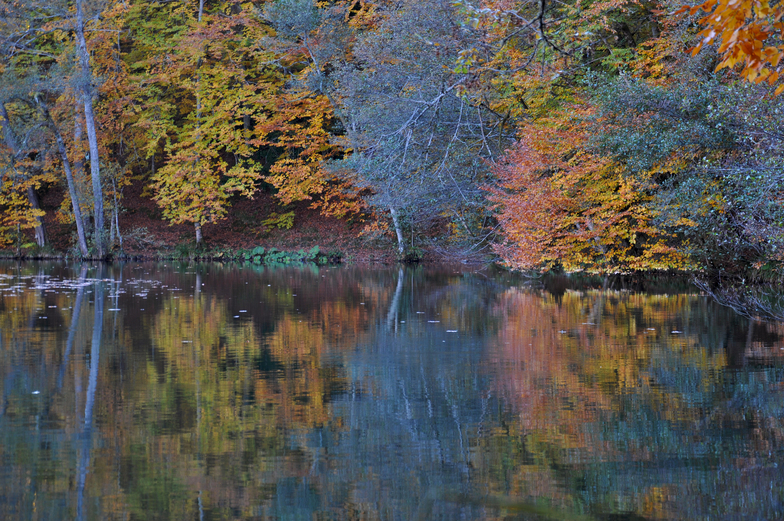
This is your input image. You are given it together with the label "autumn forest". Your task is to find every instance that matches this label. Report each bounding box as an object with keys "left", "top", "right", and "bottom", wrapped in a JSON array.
[{"left": 1, "top": 0, "right": 783, "bottom": 275}]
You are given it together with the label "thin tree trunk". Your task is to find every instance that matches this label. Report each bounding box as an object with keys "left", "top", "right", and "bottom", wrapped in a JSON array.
[
  {"left": 113, "top": 181, "right": 122, "bottom": 249},
  {"left": 195, "top": 222, "right": 203, "bottom": 244},
  {"left": 74, "top": 106, "right": 90, "bottom": 239},
  {"left": 192, "top": 0, "right": 205, "bottom": 245},
  {"left": 57, "top": 137, "right": 90, "bottom": 256},
  {"left": 74, "top": 0, "right": 105, "bottom": 258},
  {"left": 26, "top": 186, "right": 46, "bottom": 247},
  {"left": 82, "top": 100, "right": 104, "bottom": 257},
  {"left": 110, "top": 210, "right": 115, "bottom": 244},
  {"left": 390, "top": 206, "right": 405, "bottom": 254},
  {"left": 40, "top": 102, "right": 89, "bottom": 256}
]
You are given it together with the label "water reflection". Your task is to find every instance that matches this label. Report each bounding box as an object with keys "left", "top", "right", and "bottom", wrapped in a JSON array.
[{"left": 0, "top": 262, "right": 782, "bottom": 520}]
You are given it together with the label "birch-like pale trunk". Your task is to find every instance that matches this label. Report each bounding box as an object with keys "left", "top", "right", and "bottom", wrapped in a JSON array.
[
  {"left": 195, "top": 221, "right": 203, "bottom": 244},
  {"left": 39, "top": 102, "right": 89, "bottom": 255},
  {"left": 191, "top": 0, "right": 206, "bottom": 246},
  {"left": 26, "top": 186, "right": 46, "bottom": 247},
  {"left": 74, "top": 0, "right": 105, "bottom": 258},
  {"left": 55, "top": 134, "right": 90, "bottom": 256},
  {"left": 112, "top": 177, "right": 122, "bottom": 249},
  {"left": 390, "top": 206, "right": 405, "bottom": 254},
  {"left": 73, "top": 108, "right": 90, "bottom": 235}
]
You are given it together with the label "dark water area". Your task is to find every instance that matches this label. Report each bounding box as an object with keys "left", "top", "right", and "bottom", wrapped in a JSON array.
[{"left": 0, "top": 261, "right": 782, "bottom": 520}]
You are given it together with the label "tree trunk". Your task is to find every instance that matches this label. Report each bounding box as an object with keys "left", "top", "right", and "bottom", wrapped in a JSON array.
[
  {"left": 195, "top": 222, "right": 203, "bottom": 244},
  {"left": 390, "top": 206, "right": 405, "bottom": 254},
  {"left": 193, "top": 1, "right": 205, "bottom": 244},
  {"left": 56, "top": 134, "right": 89, "bottom": 256},
  {"left": 112, "top": 180, "right": 122, "bottom": 250},
  {"left": 26, "top": 186, "right": 46, "bottom": 247},
  {"left": 74, "top": 107, "right": 90, "bottom": 236},
  {"left": 40, "top": 101, "right": 89, "bottom": 256},
  {"left": 75, "top": 0, "right": 105, "bottom": 258}
]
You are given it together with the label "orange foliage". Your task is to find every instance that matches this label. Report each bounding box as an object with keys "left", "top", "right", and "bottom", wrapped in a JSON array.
[
  {"left": 490, "top": 102, "right": 688, "bottom": 271},
  {"left": 253, "top": 93, "right": 363, "bottom": 218},
  {"left": 683, "top": 0, "right": 784, "bottom": 93}
]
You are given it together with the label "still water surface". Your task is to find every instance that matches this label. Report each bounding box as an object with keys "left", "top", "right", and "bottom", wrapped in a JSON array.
[{"left": 1, "top": 262, "right": 783, "bottom": 520}]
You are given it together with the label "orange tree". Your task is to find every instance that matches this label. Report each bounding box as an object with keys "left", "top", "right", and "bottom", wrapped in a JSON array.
[
  {"left": 464, "top": 0, "right": 784, "bottom": 273},
  {"left": 587, "top": 0, "right": 784, "bottom": 276},
  {"left": 490, "top": 100, "right": 689, "bottom": 271}
]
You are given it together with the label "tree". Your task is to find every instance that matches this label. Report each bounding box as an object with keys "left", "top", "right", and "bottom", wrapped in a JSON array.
[
  {"left": 0, "top": 99, "right": 50, "bottom": 249},
  {"left": 322, "top": 0, "right": 509, "bottom": 253},
  {"left": 36, "top": 95, "right": 91, "bottom": 256},
  {"left": 73, "top": 0, "right": 110, "bottom": 257},
  {"left": 255, "top": 0, "right": 361, "bottom": 219},
  {"left": 490, "top": 101, "right": 688, "bottom": 271},
  {"left": 589, "top": 67, "right": 784, "bottom": 276},
  {"left": 131, "top": 0, "right": 272, "bottom": 243}
]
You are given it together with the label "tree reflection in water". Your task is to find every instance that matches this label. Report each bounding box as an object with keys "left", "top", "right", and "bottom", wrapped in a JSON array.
[{"left": 0, "top": 262, "right": 782, "bottom": 520}]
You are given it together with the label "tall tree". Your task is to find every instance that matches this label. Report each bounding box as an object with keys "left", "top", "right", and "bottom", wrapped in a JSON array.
[
  {"left": 263, "top": 0, "right": 511, "bottom": 253},
  {"left": 39, "top": 99, "right": 90, "bottom": 256},
  {"left": 129, "top": 0, "right": 268, "bottom": 243},
  {"left": 74, "top": 0, "right": 107, "bottom": 257},
  {"left": 490, "top": 101, "right": 688, "bottom": 271}
]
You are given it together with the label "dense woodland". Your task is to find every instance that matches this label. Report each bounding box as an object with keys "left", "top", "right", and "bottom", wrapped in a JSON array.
[{"left": 0, "top": 0, "right": 783, "bottom": 274}]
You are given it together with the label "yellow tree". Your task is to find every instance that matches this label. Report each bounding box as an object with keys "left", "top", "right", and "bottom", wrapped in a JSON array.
[
  {"left": 0, "top": 101, "right": 51, "bottom": 249},
  {"left": 141, "top": 1, "right": 267, "bottom": 244},
  {"left": 0, "top": 0, "right": 128, "bottom": 257}
]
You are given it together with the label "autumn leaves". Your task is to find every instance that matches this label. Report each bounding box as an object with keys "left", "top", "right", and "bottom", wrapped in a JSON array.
[
  {"left": 483, "top": 0, "right": 784, "bottom": 273},
  {"left": 1, "top": 0, "right": 782, "bottom": 270}
]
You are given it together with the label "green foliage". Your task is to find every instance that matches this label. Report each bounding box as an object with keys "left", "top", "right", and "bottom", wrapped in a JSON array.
[
  {"left": 587, "top": 74, "right": 784, "bottom": 275},
  {"left": 262, "top": 211, "right": 295, "bottom": 230},
  {"left": 174, "top": 241, "right": 201, "bottom": 260},
  {"left": 587, "top": 74, "right": 736, "bottom": 173},
  {"left": 398, "top": 246, "right": 423, "bottom": 263},
  {"left": 158, "top": 244, "right": 339, "bottom": 265}
]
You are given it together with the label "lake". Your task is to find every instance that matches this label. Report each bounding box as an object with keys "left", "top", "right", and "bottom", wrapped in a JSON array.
[{"left": 0, "top": 262, "right": 782, "bottom": 520}]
